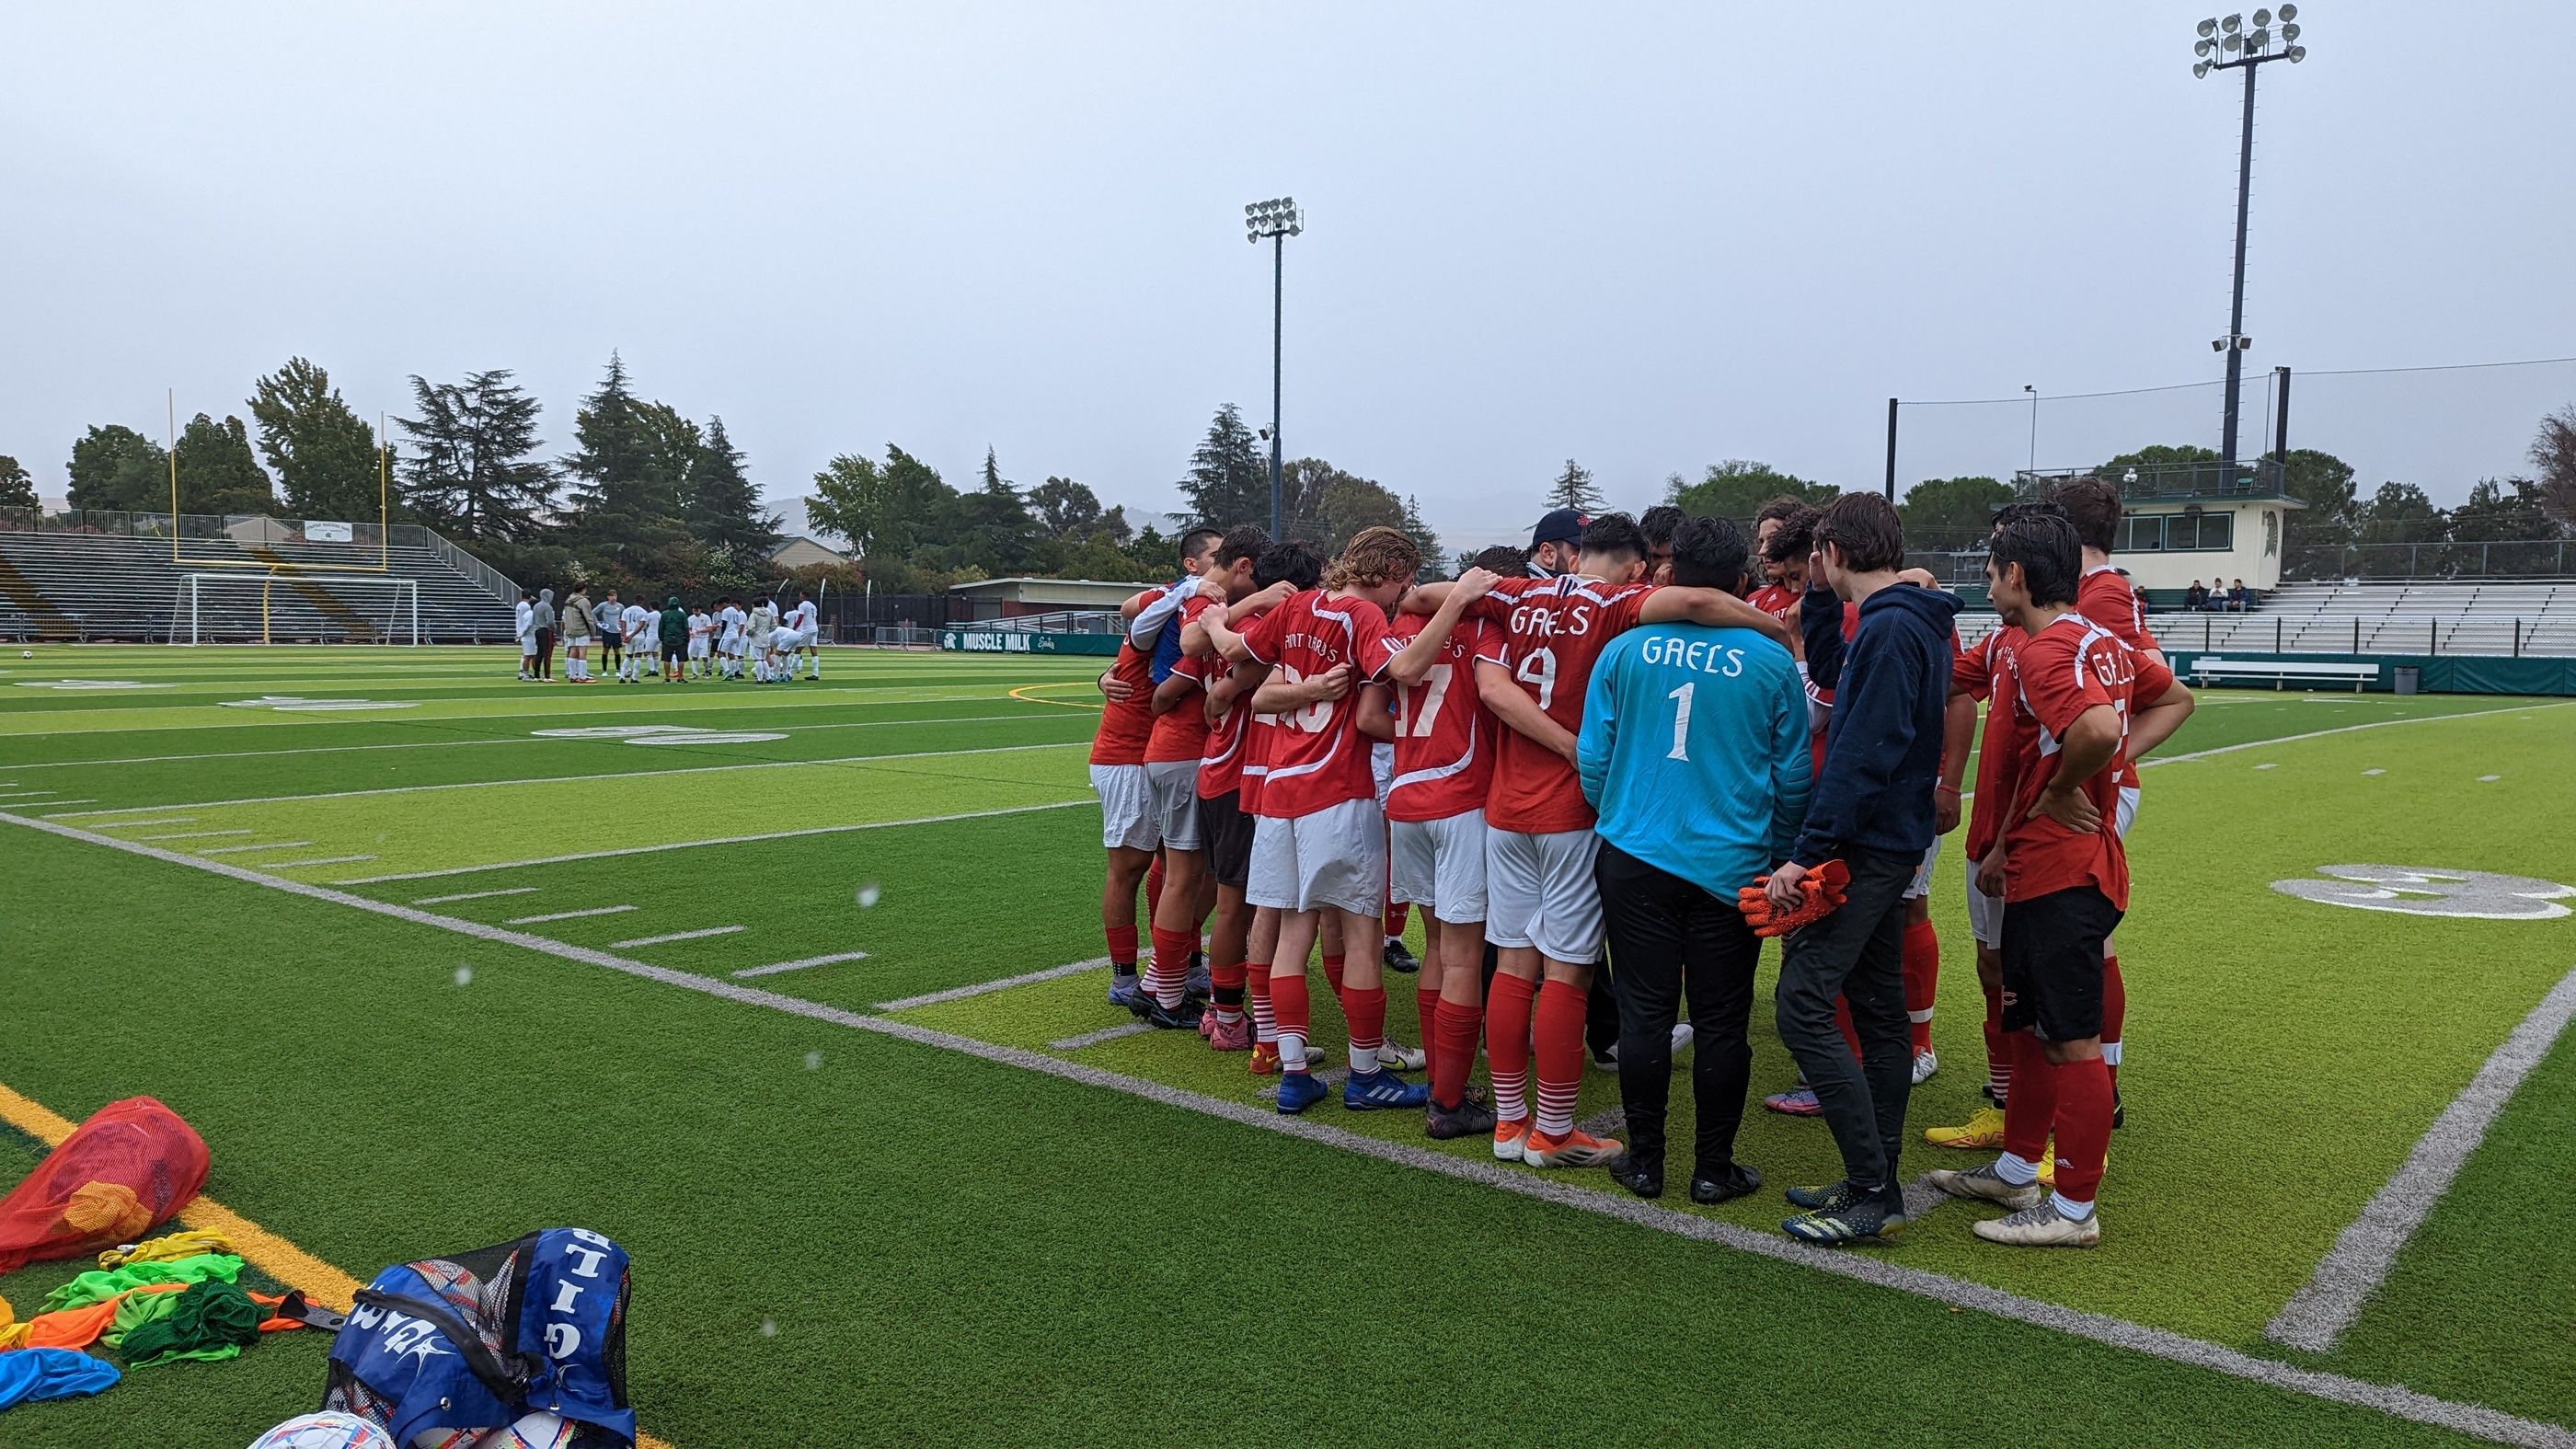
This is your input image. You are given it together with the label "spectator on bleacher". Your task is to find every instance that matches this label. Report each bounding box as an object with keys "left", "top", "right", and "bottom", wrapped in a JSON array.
[
  {"left": 2185, "top": 581, "right": 2209, "bottom": 611},
  {"left": 2227, "top": 579, "right": 2248, "bottom": 613}
]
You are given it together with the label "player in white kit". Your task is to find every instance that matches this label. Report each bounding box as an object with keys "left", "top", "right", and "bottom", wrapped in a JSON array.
[
  {"left": 618, "top": 601, "right": 653, "bottom": 684},
  {"left": 687, "top": 607, "right": 714, "bottom": 678},
  {"left": 717, "top": 598, "right": 747, "bottom": 680}
]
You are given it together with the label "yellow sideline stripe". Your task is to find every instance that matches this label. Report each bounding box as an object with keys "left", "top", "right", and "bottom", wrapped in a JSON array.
[
  {"left": 0, "top": 1081, "right": 676, "bottom": 1449},
  {"left": 1010, "top": 681, "right": 1106, "bottom": 710}
]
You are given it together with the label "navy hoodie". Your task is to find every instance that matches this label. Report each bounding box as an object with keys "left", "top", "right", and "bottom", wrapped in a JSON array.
[{"left": 1789, "top": 581, "right": 1963, "bottom": 868}]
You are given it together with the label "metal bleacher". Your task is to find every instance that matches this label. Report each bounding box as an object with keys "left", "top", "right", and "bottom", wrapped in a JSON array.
[
  {"left": 0, "top": 512, "right": 518, "bottom": 644},
  {"left": 1949, "top": 580, "right": 2576, "bottom": 659}
]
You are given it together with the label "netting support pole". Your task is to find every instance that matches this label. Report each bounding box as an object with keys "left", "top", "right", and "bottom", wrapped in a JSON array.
[
  {"left": 2273, "top": 366, "right": 2293, "bottom": 460},
  {"left": 1883, "top": 397, "right": 1899, "bottom": 500}
]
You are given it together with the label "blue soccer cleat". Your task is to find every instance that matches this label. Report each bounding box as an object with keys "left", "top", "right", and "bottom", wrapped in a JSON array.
[
  {"left": 1275, "top": 1070, "right": 1330, "bottom": 1115},
  {"left": 1107, "top": 973, "right": 1151, "bottom": 1016},
  {"left": 1343, "top": 1068, "right": 1430, "bottom": 1111}
]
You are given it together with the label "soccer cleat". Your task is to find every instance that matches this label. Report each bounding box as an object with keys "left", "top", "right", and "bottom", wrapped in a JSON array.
[
  {"left": 1924, "top": 1103, "right": 2008, "bottom": 1149},
  {"left": 1785, "top": 1179, "right": 1867, "bottom": 1212},
  {"left": 1196, "top": 1007, "right": 1218, "bottom": 1041},
  {"left": 1523, "top": 1126, "right": 1626, "bottom": 1170},
  {"left": 1911, "top": 1048, "right": 1939, "bottom": 1086},
  {"left": 1423, "top": 1095, "right": 1497, "bottom": 1141},
  {"left": 1610, "top": 1158, "right": 1663, "bottom": 1199},
  {"left": 1274, "top": 1070, "right": 1329, "bottom": 1115},
  {"left": 1590, "top": 1043, "right": 1620, "bottom": 1074},
  {"left": 1248, "top": 1043, "right": 1283, "bottom": 1076},
  {"left": 1374, "top": 1041, "right": 1426, "bottom": 1072},
  {"left": 1185, "top": 958, "right": 1212, "bottom": 1003},
  {"left": 1926, "top": 1162, "right": 2045, "bottom": 1213},
  {"left": 1670, "top": 1021, "right": 1696, "bottom": 1054},
  {"left": 1491, "top": 1117, "right": 1532, "bottom": 1162},
  {"left": 1343, "top": 1068, "right": 1431, "bottom": 1111},
  {"left": 2033, "top": 1145, "right": 2105, "bottom": 1190},
  {"left": 1763, "top": 1086, "right": 1822, "bottom": 1117},
  {"left": 1143, "top": 997, "right": 1204, "bottom": 1030},
  {"left": 2112, "top": 1088, "right": 2125, "bottom": 1131},
  {"left": 1972, "top": 1201, "right": 2100, "bottom": 1248},
  {"left": 1784, "top": 1196, "right": 1907, "bottom": 1246},
  {"left": 1107, "top": 974, "right": 1150, "bottom": 1015},
  {"left": 1383, "top": 938, "right": 1420, "bottom": 973},
  {"left": 1690, "top": 1163, "right": 1764, "bottom": 1205},
  {"left": 1202, "top": 1015, "right": 1249, "bottom": 1051}
]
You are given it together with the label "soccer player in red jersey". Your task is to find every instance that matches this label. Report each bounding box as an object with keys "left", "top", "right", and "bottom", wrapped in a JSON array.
[
  {"left": 1929, "top": 508, "right": 2192, "bottom": 1246},
  {"left": 1361, "top": 552, "right": 1519, "bottom": 1139},
  {"left": 1923, "top": 614, "right": 2028, "bottom": 1150},
  {"left": 1206, "top": 527, "right": 1455, "bottom": 1114},
  {"left": 1745, "top": 496, "right": 1811, "bottom": 617},
  {"left": 2049, "top": 476, "right": 2169, "bottom": 1120},
  {"left": 1089, "top": 595, "right": 1164, "bottom": 1014},
  {"left": 1409, "top": 513, "right": 1790, "bottom": 1168}
]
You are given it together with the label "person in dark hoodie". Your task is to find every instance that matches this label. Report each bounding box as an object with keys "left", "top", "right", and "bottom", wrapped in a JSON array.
[
  {"left": 1764, "top": 491, "right": 1961, "bottom": 1247},
  {"left": 659, "top": 596, "right": 689, "bottom": 683}
]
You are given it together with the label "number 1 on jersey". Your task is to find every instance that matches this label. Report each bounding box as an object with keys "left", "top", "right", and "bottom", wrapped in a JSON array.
[{"left": 1666, "top": 681, "right": 1693, "bottom": 760}]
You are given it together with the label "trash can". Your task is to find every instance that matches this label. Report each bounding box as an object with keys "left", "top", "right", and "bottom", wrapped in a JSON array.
[{"left": 2393, "top": 665, "right": 2419, "bottom": 696}]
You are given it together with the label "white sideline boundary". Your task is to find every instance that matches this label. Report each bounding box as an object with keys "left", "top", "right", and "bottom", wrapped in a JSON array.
[
  {"left": 507, "top": 905, "right": 636, "bottom": 925},
  {"left": 610, "top": 926, "right": 747, "bottom": 949},
  {"left": 334, "top": 800, "right": 1093, "bottom": 885},
  {"left": 734, "top": 951, "right": 869, "bottom": 979},
  {"left": 47, "top": 741, "right": 1087, "bottom": 816},
  {"left": 0, "top": 810, "right": 2562, "bottom": 1448},
  {"left": 0, "top": 684, "right": 1058, "bottom": 740},
  {"left": 2265, "top": 962, "right": 2576, "bottom": 1353}
]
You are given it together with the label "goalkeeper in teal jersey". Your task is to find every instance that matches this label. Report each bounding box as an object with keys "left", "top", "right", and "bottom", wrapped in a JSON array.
[{"left": 1576, "top": 515, "right": 1809, "bottom": 1206}]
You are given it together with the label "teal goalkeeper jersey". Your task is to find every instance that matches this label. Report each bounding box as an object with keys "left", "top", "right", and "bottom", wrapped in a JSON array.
[{"left": 1577, "top": 622, "right": 1811, "bottom": 900}]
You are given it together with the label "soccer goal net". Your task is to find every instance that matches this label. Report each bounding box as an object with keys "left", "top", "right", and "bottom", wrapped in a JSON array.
[{"left": 171, "top": 571, "right": 422, "bottom": 645}]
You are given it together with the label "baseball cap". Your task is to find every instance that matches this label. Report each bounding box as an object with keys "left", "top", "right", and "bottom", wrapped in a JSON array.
[{"left": 1530, "top": 508, "right": 1589, "bottom": 551}]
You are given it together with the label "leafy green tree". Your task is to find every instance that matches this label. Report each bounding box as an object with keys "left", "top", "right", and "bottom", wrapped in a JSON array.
[
  {"left": 1667, "top": 460, "right": 1836, "bottom": 519},
  {"left": 1546, "top": 458, "right": 1605, "bottom": 513},
  {"left": 2448, "top": 477, "right": 2557, "bottom": 544},
  {"left": 2358, "top": 482, "right": 2443, "bottom": 541},
  {"left": 1029, "top": 476, "right": 1112, "bottom": 539},
  {"left": 681, "top": 416, "right": 783, "bottom": 557},
  {"left": 173, "top": 413, "right": 276, "bottom": 514},
  {"left": 397, "top": 369, "right": 554, "bottom": 539},
  {"left": 2273, "top": 448, "right": 2360, "bottom": 533},
  {"left": 805, "top": 443, "right": 960, "bottom": 561},
  {"left": 2531, "top": 404, "right": 2576, "bottom": 527},
  {"left": 1896, "top": 475, "right": 2012, "bottom": 535},
  {"left": 1177, "top": 404, "right": 1268, "bottom": 527},
  {"left": 248, "top": 357, "right": 385, "bottom": 520},
  {"left": 0, "top": 455, "right": 35, "bottom": 513},
  {"left": 64, "top": 425, "right": 170, "bottom": 512}
]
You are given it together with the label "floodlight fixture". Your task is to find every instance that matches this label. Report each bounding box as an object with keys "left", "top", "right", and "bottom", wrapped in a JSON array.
[
  {"left": 2253, "top": 8, "right": 2271, "bottom": 27},
  {"left": 2189, "top": 7, "right": 2308, "bottom": 477},
  {"left": 1243, "top": 195, "right": 1305, "bottom": 534},
  {"left": 2223, "top": 32, "right": 2241, "bottom": 52},
  {"left": 2277, "top": 3, "right": 2295, "bottom": 20},
  {"left": 2195, "top": 61, "right": 2212, "bottom": 77},
  {"left": 2282, "top": 22, "right": 2300, "bottom": 40},
  {"left": 2221, "top": 13, "right": 2240, "bottom": 32},
  {"left": 2286, "top": 44, "right": 2306, "bottom": 61},
  {"left": 2249, "top": 28, "right": 2270, "bottom": 50},
  {"left": 2196, "top": 39, "right": 2214, "bottom": 55},
  {"left": 2198, "top": 17, "right": 2217, "bottom": 36}
]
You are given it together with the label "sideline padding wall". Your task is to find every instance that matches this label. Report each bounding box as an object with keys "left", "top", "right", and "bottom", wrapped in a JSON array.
[{"left": 2165, "top": 650, "right": 2576, "bottom": 696}]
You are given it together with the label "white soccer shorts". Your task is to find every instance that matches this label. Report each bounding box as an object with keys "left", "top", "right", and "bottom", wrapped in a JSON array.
[
  {"left": 1483, "top": 825, "right": 1604, "bottom": 965},
  {"left": 520, "top": 635, "right": 537, "bottom": 658},
  {"left": 1390, "top": 810, "right": 1487, "bottom": 923},
  {"left": 1904, "top": 834, "right": 1939, "bottom": 901},
  {"left": 1247, "top": 798, "right": 1386, "bottom": 917},
  {"left": 769, "top": 627, "right": 801, "bottom": 654},
  {"left": 1965, "top": 873, "right": 2004, "bottom": 950},
  {"left": 1091, "top": 764, "right": 1159, "bottom": 853},
  {"left": 1144, "top": 761, "right": 1202, "bottom": 852},
  {"left": 2116, "top": 784, "right": 2140, "bottom": 838},
  {"left": 1371, "top": 742, "right": 1394, "bottom": 810},
  {"left": 688, "top": 640, "right": 710, "bottom": 660}
]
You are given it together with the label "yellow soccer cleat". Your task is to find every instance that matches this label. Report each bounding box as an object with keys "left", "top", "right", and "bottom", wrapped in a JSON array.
[{"left": 1924, "top": 1103, "right": 2007, "bottom": 1150}]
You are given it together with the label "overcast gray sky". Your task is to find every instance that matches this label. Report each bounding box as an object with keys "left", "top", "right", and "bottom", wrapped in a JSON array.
[{"left": 6, "top": 2, "right": 2571, "bottom": 552}]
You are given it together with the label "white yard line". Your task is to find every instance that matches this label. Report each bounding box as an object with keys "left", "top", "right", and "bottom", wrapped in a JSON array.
[
  {"left": 0, "top": 709, "right": 1075, "bottom": 771},
  {"left": 0, "top": 810, "right": 2561, "bottom": 1449},
  {"left": 137, "top": 829, "right": 253, "bottom": 841},
  {"left": 30, "top": 799, "right": 95, "bottom": 808},
  {"left": 334, "top": 800, "right": 1092, "bottom": 885},
  {"left": 2137, "top": 698, "right": 2576, "bottom": 773},
  {"left": 412, "top": 887, "right": 541, "bottom": 905},
  {"left": 506, "top": 905, "right": 637, "bottom": 925},
  {"left": 1049, "top": 1022, "right": 1154, "bottom": 1051},
  {"left": 2266, "top": 962, "right": 2576, "bottom": 1354},
  {"left": 609, "top": 926, "right": 747, "bottom": 949},
  {"left": 52, "top": 742, "right": 1084, "bottom": 816},
  {"left": 733, "top": 951, "right": 870, "bottom": 979},
  {"left": 1, "top": 685, "right": 1048, "bottom": 739},
  {"left": 88, "top": 817, "right": 196, "bottom": 830},
  {"left": 263, "top": 855, "right": 377, "bottom": 868},
  {"left": 873, "top": 957, "right": 1112, "bottom": 1012},
  {"left": 197, "top": 841, "right": 316, "bottom": 856}
]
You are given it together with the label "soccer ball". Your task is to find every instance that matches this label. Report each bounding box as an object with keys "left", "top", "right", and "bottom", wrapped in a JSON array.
[
  {"left": 17, "top": 650, "right": 28, "bottom": 659},
  {"left": 245, "top": 1411, "right": 398, "bottom": 1449},
  {"left": 492, "top": 1413, "right": 578, "bottom": 1448}
]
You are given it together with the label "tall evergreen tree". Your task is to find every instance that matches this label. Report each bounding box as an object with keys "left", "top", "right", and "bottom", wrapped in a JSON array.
[
  {"left": 63, "top": 425, "right": 169, "bottom": 512},
  {"left": 1398, "top": 494, "right": 1444, "bottom": 578},
  {"left": 173, "top": 413, "right": 276, "bottom": 515},
  {"left": 248, "top": 356, "right": 385, "bottom": 520},
  {"left": 1177, "top": 403, "right": 1268, "bottom": 527},
  {"left": 960, "top": 446, "right": 1041, "bottom": 573},
  {"left": 1546, "top": 458, "right": 1605, "bottom": 513},
  {"left": 397, "top": 370, "right": 553, "bottom": 539},
  {"left": 683, "top": 415, "right": 782, "bottom": 556},
  {"left": 561, "top": 354, "right": 688, "bottom": 569},
  {"left": 0, "top": 455, "right": 33, "bottom": 513}
]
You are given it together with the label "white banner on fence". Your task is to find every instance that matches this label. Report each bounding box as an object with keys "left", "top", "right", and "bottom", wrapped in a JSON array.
[{"left": 305, "top": 520, "right": 354, "bottom": 543}]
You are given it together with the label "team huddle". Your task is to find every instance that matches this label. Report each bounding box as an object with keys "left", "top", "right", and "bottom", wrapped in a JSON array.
[
  {"left": 1088, "top": 476, "right": 2191, "bottom": 1248},
  {"left": 520, "top": 587, "right": 826, "bottom": 684}
]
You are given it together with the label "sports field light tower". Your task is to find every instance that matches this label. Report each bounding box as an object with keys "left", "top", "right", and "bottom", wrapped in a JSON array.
[
  {"left": 2192, "top": 6, "right": 2306, "bottom": 482},
  {"left": 1245, "top": 197, "right": 1304, "bottom": 537}
]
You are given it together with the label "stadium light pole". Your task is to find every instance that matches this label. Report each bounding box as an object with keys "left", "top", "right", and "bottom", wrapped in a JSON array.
[
  {"left": 1245, "top": 198, "right": 1304, "bottom": 538},
  {"left": 2023, "top": 385, "right": 2038, "bottom": 474},
  {"left": 2193, "top": 7, "right": 2307, "bottom": 482}
]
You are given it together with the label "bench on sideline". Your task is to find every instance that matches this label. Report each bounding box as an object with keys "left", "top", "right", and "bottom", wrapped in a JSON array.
[{"left": 2190, "top": 657, "right": 2378, "bottom": 692}]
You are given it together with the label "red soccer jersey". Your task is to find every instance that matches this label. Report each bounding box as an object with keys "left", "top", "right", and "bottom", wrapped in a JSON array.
[
  {"left": 2078, "top": 568, "right": 2160, "bottom": 789},
  {"left": 1998, "top": 615, "right": 2176, "bottom": 910},
  {"left": 1471, "top": 574, "right": 1652, "bottom": 835},
  {"left": 1088, "top": 637, "right": 1156, "bottom": 766},
  {"left": 1369, "top": 613, "right": 1503, "bottom": 822},
  {"left": 1197, "top": 661, "right": 1256, "bottom": 799},
  {"left": 1952, "top": 627, "right": 2026, "bottom": 862},
  {"left": 1236, "top": 589, "right": 1390, "bottom": 818},
  {"left": 1749, "top": 582, "right": 1799, "bottom": 620},
  {"left": 1144, "top": 597, "right": 1214, "bottom": 764}
]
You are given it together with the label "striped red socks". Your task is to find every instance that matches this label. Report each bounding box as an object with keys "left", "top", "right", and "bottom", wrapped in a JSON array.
[
  {"left": 1902, "top": 919, "right": 1939, "bottom": 1054},
  {"left": 1485, "top": 973, "right": 1537, "bottom": 1123},
  {"left": 1982, "top": 976, "right": 2010, "bottom": 1104},
  {"left": 1147, "top": 927, "right": 1195, "bottom": 1009},
  {"left": 1532, "top": 978, "right": 1586, "bottom": 1137},
  {"left": 1430, "top": 999, "right": 1483, "bottom": 1110},
  {"left": 1271, "top": 970, "right": 1311, "bottom": 1073}
]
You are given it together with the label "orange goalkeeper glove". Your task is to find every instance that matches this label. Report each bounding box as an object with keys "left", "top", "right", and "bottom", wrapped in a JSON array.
[{"left": 1739, "top": 858, "right": 1850, "bottom": 938}]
